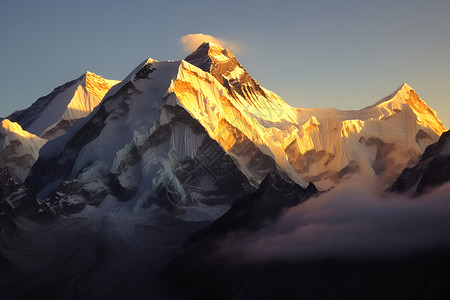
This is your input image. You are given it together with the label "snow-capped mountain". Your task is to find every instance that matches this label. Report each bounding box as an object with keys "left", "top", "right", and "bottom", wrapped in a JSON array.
[
  {"left": 26, "top": 59, "right": 255, "bottom": 216},
  {"left": 2, "top": 42, "right": 449, "bottom": 300},
  {"left": 389, "top": 129, "right": 450, "bottom": 195},
  {"left": 0, "top": 119, "right": 47, "bottom": 182},
  {"left": 185, "top": 42, "right": 446, "bottom": 189},
  {"left": 286, "top": 83, "right": 445, "bottom": 189},
  {"left": 8, "top": 71, "right": 119, "bottom": 140},
  {"left": 25, "top": 43, "right": 446, "bottom": 216},
  {"left": 0, "top": 72, "right": 118, "bottom": 182}
]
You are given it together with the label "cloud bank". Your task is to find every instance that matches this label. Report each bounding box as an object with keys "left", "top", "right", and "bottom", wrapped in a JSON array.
[
  {"left": 220, "top": 176, "right": 450, "bottom": 261},
  {"left": 180, "top": 33, "right": 240, "bottom": 53}
]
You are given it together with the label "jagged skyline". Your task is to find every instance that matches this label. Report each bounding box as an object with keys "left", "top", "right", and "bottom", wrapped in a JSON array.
[{"left": 1, "top": 0, "right": 449, "bottom": 127}]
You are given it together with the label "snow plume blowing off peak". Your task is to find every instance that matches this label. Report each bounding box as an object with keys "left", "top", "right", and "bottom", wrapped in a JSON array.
[{"left": 180, "top": 33, "right": 240, "bottom": 53}]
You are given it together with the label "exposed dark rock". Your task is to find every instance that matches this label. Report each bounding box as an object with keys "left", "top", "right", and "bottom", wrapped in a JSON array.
[
  {"left": 285, "top": 140, "right": 335, "bottom": 174},
  {"left": 41, "top": 119, "right": 75, "bottom": 140},
  {"left": 416, "top": 156, "right": 450, "bottom": 194},
  {"left": 284, "top": 139, "right": 359, "bottom": 185},
  {"left": 0, "top": 193, "right": 17, "bottom": 250},
  {"left": 26, "top": 81, "right": 137, "bottom": 197},
  {"left": 185, "top": 42, "right": 269, "bottom": 102},
  {"left": 218, "top": 119, "right": 278, "bottom": 185},
  {"left": 134, "top": 64, "right": 156, "bottom": 80},
  {"left": 365, "top": 137, "right": 395, "bottom": 175},
  {"left": 338, "top": 160, "right": 360, "bottom": 179},
  {"left": 42, "top": 180, "right": 86, "bottom": 215},
  {"left": 0, "top": 167, "right": 36, "bottom": 216},
  {"left": 163, "top": 172, "right": 318, "bottom": 267},
  {"left": 415, "top": 129, "right": 432, "bottom": 143},
  {"left": 193, "top": 171, "right": 317, "bottom": 236},
  {"left": 389, "top": 130, "right": 450, "bottom": 195},
  {"left": 0, "top": 168, "right": 37, "bottom": 256}
]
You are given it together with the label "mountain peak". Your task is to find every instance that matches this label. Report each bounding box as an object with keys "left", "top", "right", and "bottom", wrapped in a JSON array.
[
  {"left": 395, "top": 82, "right": 414, "bottom": 96},
  {"left": 371, "top": 83, "right": 446, "bottom": 135},
  {"left": 193, "top": 41, "right": 232, "bottom": 54},
  {"left": 372, "top": 82, "right": 414, "bottom": 106},
  {"left": 7, "top": 71, "right": 119, "bottom": 139},
  {"left": 82, "top": 70, "right": 118, "bottom": 83},
  {"left": 0, "top": 119, "right": 47, "bottom": 182},
  {"left": 398, "top": 82, "right": 412, "bottom": 90},
  {"left": 203, "top": 42, "right": 234, "bottom": 58},
  {"left": 197, "top": 41, "right": 223, "bottom": 50},
  {"left": 79, "top": 71, "right": 120, "bottom": 102},
  {"left": 1, "top": 119, "right": 38, "bottom": 139},
  {"left": 143, "top": 58, "right": 158, "bottom": 65},
  {"left": 185, "top": 42, "right": 235, "bottom": 73}
]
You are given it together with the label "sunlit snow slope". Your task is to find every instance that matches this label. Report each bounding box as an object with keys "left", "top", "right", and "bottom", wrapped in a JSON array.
[
  {"left": 0, "top": 119, "right": 47, "bottom": 181},
  {"left": 184, "top": 43, "right": 446, "bottom": 189},
  {"left": 27, "top": 59, "right": 254, "bottom": 215},
  {"left": 2, "top": 72, "right": 118, "bottom": 181},
  {"left": 8, "top": 71, "right": 119, "bottom": 140}
]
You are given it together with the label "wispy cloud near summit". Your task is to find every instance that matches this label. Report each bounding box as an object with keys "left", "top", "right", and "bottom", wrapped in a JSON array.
[{"left": 180, "top": 33, "right": 240, "bottom": 53}]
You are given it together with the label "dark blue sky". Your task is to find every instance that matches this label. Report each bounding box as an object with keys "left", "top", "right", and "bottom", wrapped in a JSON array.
[{"left": 1, "top": 0, "right": 449, "bottom": 126}]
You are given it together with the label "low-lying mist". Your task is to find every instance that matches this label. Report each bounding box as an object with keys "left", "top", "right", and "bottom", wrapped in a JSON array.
[{"left": 219, "top": 176, "right": 450, "bottom": 261}]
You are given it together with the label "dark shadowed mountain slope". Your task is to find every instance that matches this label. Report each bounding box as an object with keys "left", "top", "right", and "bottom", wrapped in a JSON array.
[
  {"left": 389, "top": 130, "right": 450, "bottom": 195},
  {"left": 160, "top": 172, "right": 319, "bottom": 298}
]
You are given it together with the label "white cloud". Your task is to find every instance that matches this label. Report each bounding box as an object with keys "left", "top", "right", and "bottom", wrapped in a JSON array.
[{"left": 180, "top": 33, "right": 240, "bottom": 53}]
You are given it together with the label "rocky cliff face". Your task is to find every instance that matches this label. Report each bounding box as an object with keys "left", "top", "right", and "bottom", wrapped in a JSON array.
[{"left": 389, "top": 130, "right": 450, "bottom": 195}]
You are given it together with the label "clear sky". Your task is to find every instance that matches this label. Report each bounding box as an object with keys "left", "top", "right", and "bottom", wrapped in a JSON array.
[{"left": 1, "top": 0, "right": 449, "bottom": 127}]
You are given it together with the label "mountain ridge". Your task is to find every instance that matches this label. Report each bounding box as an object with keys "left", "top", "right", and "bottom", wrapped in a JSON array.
[
  {"left": 389, "top": 129, "right": 450, "bottom": 195},
  {"left": 183, "top": 43, "right": 445, "bottom": 189},
  {"left": 0, "top": 119, "right": 47, "bottom": 182},
  {"left": 1, "top": 72, "right": 119, "bottom": 182},
  {"left": 7, "top": 71, "right": 119, "bottom": 139},
  {"left": 24, "top": 43, "right": 447, "bottom": 215}
]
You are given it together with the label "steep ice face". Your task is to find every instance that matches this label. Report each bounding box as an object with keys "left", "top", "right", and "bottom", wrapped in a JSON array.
[
  {"left": 170, "top": 61, "right": 284, "bottom": 185},
  {"left": 8, "top": 72, "right": 119, "bottom": 140},
  {"left": 285, "top": 83, "right": 445, "bottom": 189},
  {"left": 185, "top": 42, "right": 298, "bottom": 125},
  {"left": 185, "top": 43, "right": 446, "bottom": 190},
  {"left": 0, "top": 119, "right": 47, "bottom": 182}
]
